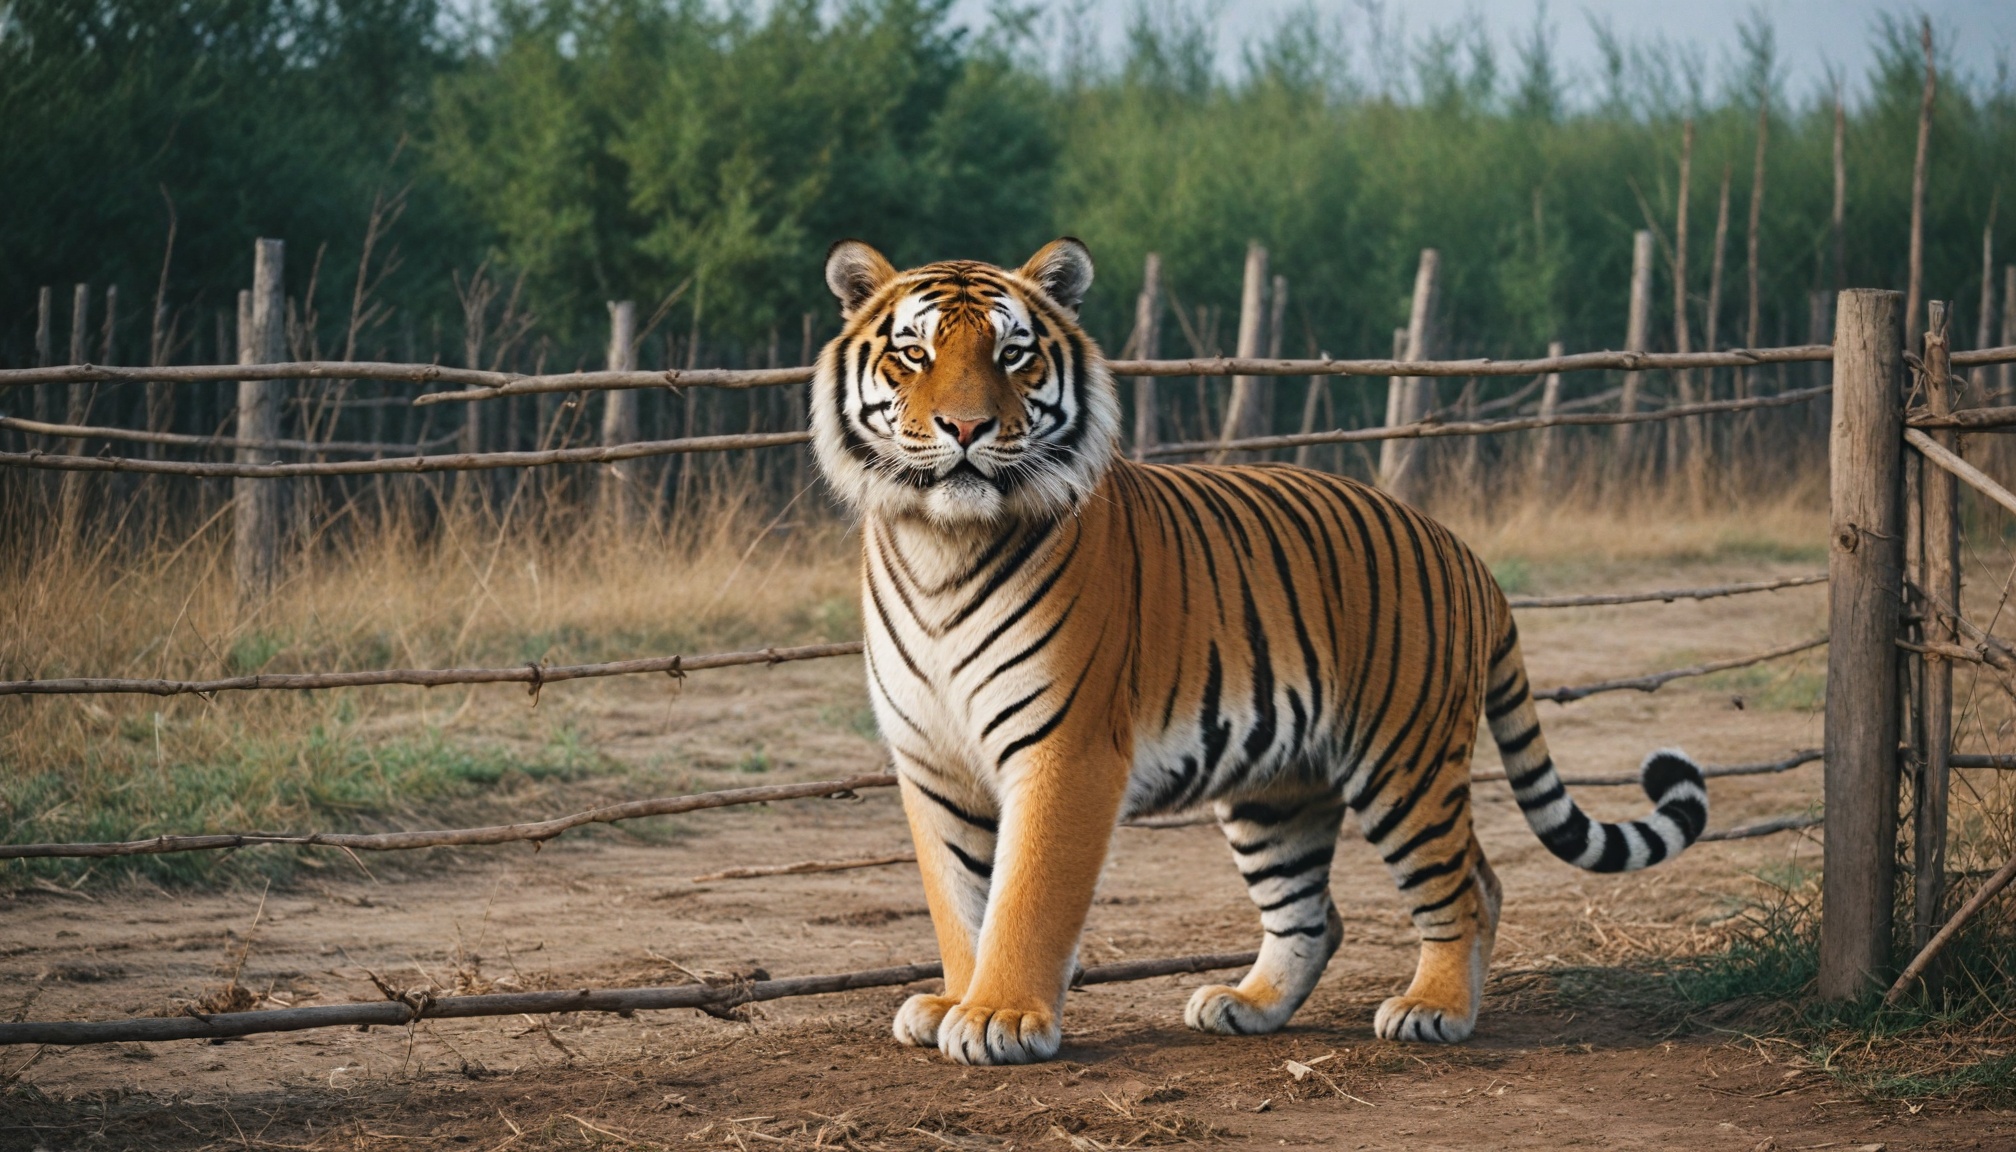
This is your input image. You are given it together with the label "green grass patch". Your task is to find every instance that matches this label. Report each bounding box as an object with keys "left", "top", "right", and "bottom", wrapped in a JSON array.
[
  {"left": 1550, "top": 880, "right": 2016, "bottom": 1107},
  {"left": 1708, "top": 536, "right": 1828, "bottom": 565},
  {"left": 1, "top": 727, "right": 617, "bottom": 890},
  {"left": 1699, "top": 661, "right": 1827, "bottom": 712},
  {"left": 1490, "top": 559, "right": 1534, "bottom": 596}
]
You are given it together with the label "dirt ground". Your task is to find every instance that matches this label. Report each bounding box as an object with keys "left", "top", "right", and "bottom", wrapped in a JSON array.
[{"left": 5, "top": 554, "right": 2012, "bottom": 1149}]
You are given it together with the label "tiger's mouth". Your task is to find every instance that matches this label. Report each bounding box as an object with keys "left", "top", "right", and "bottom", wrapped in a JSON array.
[{"left": 899, "top": 458, "right": 1012, "bottom": 493}]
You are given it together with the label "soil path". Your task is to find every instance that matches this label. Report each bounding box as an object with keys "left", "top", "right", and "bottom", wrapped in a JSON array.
[{"left": 5, "top": 557, "right": 2007, "bottom": 1148}]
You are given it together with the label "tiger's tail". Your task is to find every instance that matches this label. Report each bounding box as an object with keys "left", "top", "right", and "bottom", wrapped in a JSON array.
[{"left": 1482, "top": 622, "right": 1708, "bottom": 872}]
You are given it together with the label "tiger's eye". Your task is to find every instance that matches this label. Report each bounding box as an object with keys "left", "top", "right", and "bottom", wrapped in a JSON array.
[{"left": 899, "top": 346, "right": 927, "bottom": 365}]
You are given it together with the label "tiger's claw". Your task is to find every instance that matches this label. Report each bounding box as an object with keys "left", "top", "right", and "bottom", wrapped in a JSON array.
[{"left": 936, "top": 1002, "right": 1059, "bottom": 1065}]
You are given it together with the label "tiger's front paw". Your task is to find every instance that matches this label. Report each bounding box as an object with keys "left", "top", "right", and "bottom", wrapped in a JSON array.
[
  {"left": 936, "top": 1002, "right": 1060, "bottom": 1065},
  {"left": 1373, "top": 995, "right": 1476, "bottom": 1044},
  {"left": 892, "top": 993, "right": 958, "bottom": 1048},
  {"left": 1184, "top": 984, "right": 1283, "bottom": 1035}
]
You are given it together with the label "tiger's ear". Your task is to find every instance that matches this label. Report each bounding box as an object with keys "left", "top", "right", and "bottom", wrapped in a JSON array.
[
  {"left": 825, "top": 240, "right": 898, "bottom": 319},
  {"left": 1018, "top": 238, "right": 1094, "bottom": 315}
]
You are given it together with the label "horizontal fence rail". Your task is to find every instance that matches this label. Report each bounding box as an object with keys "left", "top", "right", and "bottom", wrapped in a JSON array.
[
  {"left": 1504, "top": 573, "right": 1826, "bottom": 609},
  {"left": 0, "top": 414, "right": 460, "bottom": 456},
  {"left": 1529, "top": 635, "right": 1826, "bottom": 703},
  {"left": 0, "top": 430, "right": 814, "bottom": 479},
  {"left": 0, "top": 628, "right": 1824, "bottom": 703},
  {"left": 1471, "top": 748, "right": 1822, "bottom": 786},
  {"left": 0, "top": 951, "right": 1260, "bottom": 1048},
  {"left": 0, "top": 387, "right": 1830, "bottom": 480},
  {"left": 1907, "top": 404, "right": 2016, "bottom": 430},
  {"left": 1698, "top": 814, "right": 1824, "bottom": 842},
  {"left": 0, "top": 774, "right": 897, "bottom": 859},
  {"left": 2, "top": 747, "right": 1828, "bottom": 863},
  {"left": 0, "top": 361, "right": 814, "bottom": 394},
  {"left": 1144, "top": 387, "right": 1829, "bottom": 458},
  {"left": 0, "top": 641, "right": 864, "bottom": 698},
  {"left": 6, "top": 346, "right": 2011, "bottom": 405}
]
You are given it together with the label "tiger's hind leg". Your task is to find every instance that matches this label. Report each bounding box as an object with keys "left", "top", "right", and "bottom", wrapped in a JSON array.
[
  {"left": 1186, "top": 791, "right": 1346, "bottom": 1036},
  {"left": 1359, "top": 762, "right": 1503, "bottom": 1044}
]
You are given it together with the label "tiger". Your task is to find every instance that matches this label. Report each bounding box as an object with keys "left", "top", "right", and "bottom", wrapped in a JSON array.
[{"left": 808, "top": 237, "right": 1709, "bottom": 1067}]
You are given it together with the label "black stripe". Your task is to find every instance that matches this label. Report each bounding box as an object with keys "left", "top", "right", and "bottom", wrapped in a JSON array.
[
  {"left": 1410, "top": 874, "right": 1475, "bottom": 917},
  {"left": 1496, "top": 722, "right": 1541, "bottom": 757},
  {"left": 1226, "top": 800, "right": 1291, "bottom": 824},
  {"left": 951, "top": 520, "right": 1078, "bottom": 676},
  {"left": 1591, "top": 827, "right": 1631, "bottom": 872},
  {"left": 975, "top": 598, "right": 1074, "bottom": 689},
  {"left": 982, "top": 684, "right": 1047, "bottom": 738},
  {"left": 907, "top": 778, "right": 999, "bottom": 834},
  {"left": 865, "top": 576, "right": 928, "bottom": 683},
  {"left": 996, "top": 654, "right": 1096, "bottom": 767},
  {"left": 1380, "top": 811, "right": 1463, "bottom": 866},
  {"left": 1256, "top": 879, "right": 1328, "bottom": 912},
  {"left": 1397, "top": 851, "right": 1467, "bottom": 891},
  {"left": 946, "top": 841, "right": 994, "bottom": 880},
  {"left": 1239, "top": 845, "right": 1334, "bottom": 887}
]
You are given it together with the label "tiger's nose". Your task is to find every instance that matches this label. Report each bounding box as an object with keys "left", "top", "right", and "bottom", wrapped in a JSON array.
[{"left": 935, "top": 416, "right": 995, "bottom": 447}]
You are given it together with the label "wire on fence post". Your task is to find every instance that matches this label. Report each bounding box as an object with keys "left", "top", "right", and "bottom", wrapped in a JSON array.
[{"left": 1914, "top": 302, "right": 1959, "bottom": 979}]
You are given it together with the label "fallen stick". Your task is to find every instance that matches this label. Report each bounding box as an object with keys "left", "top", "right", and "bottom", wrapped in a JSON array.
[
  {"left": 1532, "top": 635, "right": 1827, "bottom": 704},
  {"left": 1696, "top": 814, "right": 1823, "bottom": 842},
  {"left": 0, "top": 950, "right": 1259, "bottom": 1047},
  {"left": 1884, "top": 852, "right": 2016, "bottom": 1005},
  {"left": 0, "top": 640, "right": 864, "bottom": 698},
  {"left": 0, "top": 774, "right": 897, "bottom": 859},
  {"left": 1505, "top": 574, "right": 1825, "bottom": 609},
  {"left": 1143, "top": 387, "right": 1830, "bottom": 458},
  {"left": 690, "top": 853, "right": 916, "bottom": 883},
  {"left": 0, "top": 429, "right": 813, "bottom": 479}
]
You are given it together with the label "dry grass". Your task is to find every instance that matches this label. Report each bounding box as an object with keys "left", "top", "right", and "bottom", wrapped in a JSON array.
[{"left": 0, "top": 471, "right": 860, "bottom": 886}]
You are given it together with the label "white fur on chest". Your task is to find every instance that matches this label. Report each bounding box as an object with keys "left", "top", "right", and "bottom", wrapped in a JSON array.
[{"left": 860, "top": 517, "right": 1073, "bottom": 787}]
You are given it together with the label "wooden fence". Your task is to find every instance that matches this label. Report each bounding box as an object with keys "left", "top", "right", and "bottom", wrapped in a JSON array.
[{"left": 4, "top": 268, "right": 2016, "bottom": 1044}]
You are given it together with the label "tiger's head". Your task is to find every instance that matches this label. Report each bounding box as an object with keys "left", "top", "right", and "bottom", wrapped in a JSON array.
[{"left": 810, "top": 238, "right": 1120, "bottom": 526}]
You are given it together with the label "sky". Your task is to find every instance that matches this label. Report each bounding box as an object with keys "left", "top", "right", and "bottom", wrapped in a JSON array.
[{"left": 964, "top": 0, "right": 2016, "bottom": 104}]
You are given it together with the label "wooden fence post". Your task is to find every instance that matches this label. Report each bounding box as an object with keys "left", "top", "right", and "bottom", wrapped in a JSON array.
[
  {"left": 1530, "top": 340, "right": 1565, "bottom": 494},
  {"left": 1914, "top": 302, "right": 1958, "bottom": 982},
  {"left": 1614, "top": 231, "right": 1654, "bottom": 471},
  {"left": 1820, "top": 287, "right": 1907, "bottom": 1001},
  {"left": 1132, "top": 253, "right": 1162, "bottom": 459},
  {"left": 234, "top": 239, "right": 286, "bottom": 609},
  {"left": 1378, "top": 248, "right": 1440, "bottom": 502},
  {"left": 2002, "top": 265, "right": 2014, "bottom": 398},
  {"left": 32, "top": 287, "right": 52, "bottom": 441},
  {"left": 57, "top": 285, "right": 92, "bottom": 547},
  {"left": 1904, "top": 18, "right": 1934, "bottom": 349},
  {"left": 601, "top": 300, "right": 639, "bottom": 530},
  {"left": 1214, "top": 242, "right": 1269, "bottom": 459}
]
